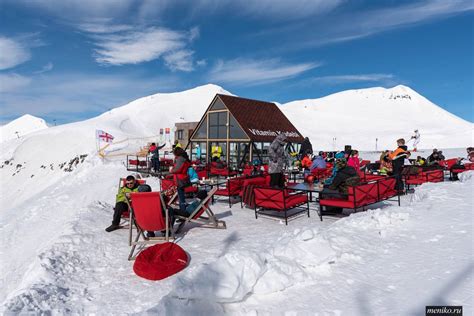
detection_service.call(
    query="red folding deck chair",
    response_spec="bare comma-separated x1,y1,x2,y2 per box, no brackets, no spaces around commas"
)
127,191,174,260
174,187,226,233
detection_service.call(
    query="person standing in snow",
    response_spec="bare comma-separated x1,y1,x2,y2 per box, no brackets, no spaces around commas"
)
170,147,191,212
149,142,166,172
268,133,288,188
298,137,313,159
389,138,410,193
410,129,420,151
106,175,139,232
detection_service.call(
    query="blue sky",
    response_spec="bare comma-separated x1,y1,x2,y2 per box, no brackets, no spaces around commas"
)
1,0,473,124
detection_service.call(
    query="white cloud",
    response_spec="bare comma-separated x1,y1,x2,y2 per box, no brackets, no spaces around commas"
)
309,0,474,46
34,62,54,74
91,27,196,66
209,58,320,85
232,0,345,20
77,22,134,34
8,0,135,21
316,74,395,84
0,73,31,93
0,73,182,121
164,50,194,72
0,36,31,70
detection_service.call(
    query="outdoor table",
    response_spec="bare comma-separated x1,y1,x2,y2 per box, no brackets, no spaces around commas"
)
287,182,324,202
197,179,228,203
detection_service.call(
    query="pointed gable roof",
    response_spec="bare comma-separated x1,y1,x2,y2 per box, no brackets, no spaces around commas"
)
217,94,304,143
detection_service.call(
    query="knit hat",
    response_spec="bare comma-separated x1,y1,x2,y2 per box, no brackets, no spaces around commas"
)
335,152,345,159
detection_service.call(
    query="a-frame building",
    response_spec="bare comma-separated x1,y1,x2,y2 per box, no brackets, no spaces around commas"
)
188,94,304,168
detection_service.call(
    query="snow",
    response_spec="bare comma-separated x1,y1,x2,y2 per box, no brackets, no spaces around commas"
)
281,85,474,151
0,114,48,142
0,84,473,314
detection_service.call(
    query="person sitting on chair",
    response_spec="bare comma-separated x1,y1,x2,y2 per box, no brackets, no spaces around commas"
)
106,175,139,232
320,157,360,213
168,190,209,233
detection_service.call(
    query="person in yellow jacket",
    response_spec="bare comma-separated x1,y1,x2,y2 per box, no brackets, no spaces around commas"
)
173,140,182,150
211,144,222,162
106,175,139,232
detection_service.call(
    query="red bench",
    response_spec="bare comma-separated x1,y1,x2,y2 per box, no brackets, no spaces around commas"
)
404,169,444,191
451,162,474,179
318,177,400,221
254,187,309,225
214,176,246,208
240,175,270,208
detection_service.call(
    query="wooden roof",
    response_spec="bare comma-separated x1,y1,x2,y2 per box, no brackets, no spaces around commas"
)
217,94,304,143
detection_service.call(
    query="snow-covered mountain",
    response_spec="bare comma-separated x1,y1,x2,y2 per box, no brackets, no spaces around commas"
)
281,85,473,151
0,114,48,142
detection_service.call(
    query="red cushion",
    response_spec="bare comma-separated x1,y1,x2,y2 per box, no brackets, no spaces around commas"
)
285,194,307,208
133,242,188,281
319,199,353,209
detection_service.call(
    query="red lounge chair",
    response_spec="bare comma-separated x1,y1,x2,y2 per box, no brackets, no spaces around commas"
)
127,192,173,260
160,178,198,194
254,187,309,225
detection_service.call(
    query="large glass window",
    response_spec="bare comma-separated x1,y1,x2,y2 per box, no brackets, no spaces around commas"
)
194,117,207,139
209,112,227,139
229,142,248,168
229,114,248,139
210,98,226,110
191,142,206,162
253,142,271,164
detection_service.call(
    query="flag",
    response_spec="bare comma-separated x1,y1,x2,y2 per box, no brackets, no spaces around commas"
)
165,128,170,134
159,128,163,135
96,130,114,143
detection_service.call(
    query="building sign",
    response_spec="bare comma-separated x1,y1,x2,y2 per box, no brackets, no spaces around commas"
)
248,128,300,139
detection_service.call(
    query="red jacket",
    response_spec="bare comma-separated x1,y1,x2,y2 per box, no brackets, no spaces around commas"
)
170,156,191,187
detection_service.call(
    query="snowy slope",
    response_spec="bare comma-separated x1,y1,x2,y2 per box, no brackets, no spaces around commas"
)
1,161,472,314
0,84,230,208
281,85,474,151
0,114,48,142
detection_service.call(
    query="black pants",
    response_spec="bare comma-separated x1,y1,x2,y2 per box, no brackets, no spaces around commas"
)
392,160,404,192
151,158,160,172
112,201,128,225
270,173,285,188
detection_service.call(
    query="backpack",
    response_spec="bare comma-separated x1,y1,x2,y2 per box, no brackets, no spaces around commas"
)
187,167,199,183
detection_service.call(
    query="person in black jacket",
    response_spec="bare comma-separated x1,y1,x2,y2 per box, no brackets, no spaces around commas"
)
299,137,313,159
320,158,360,213
389,138,410,192
150,143,166,172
